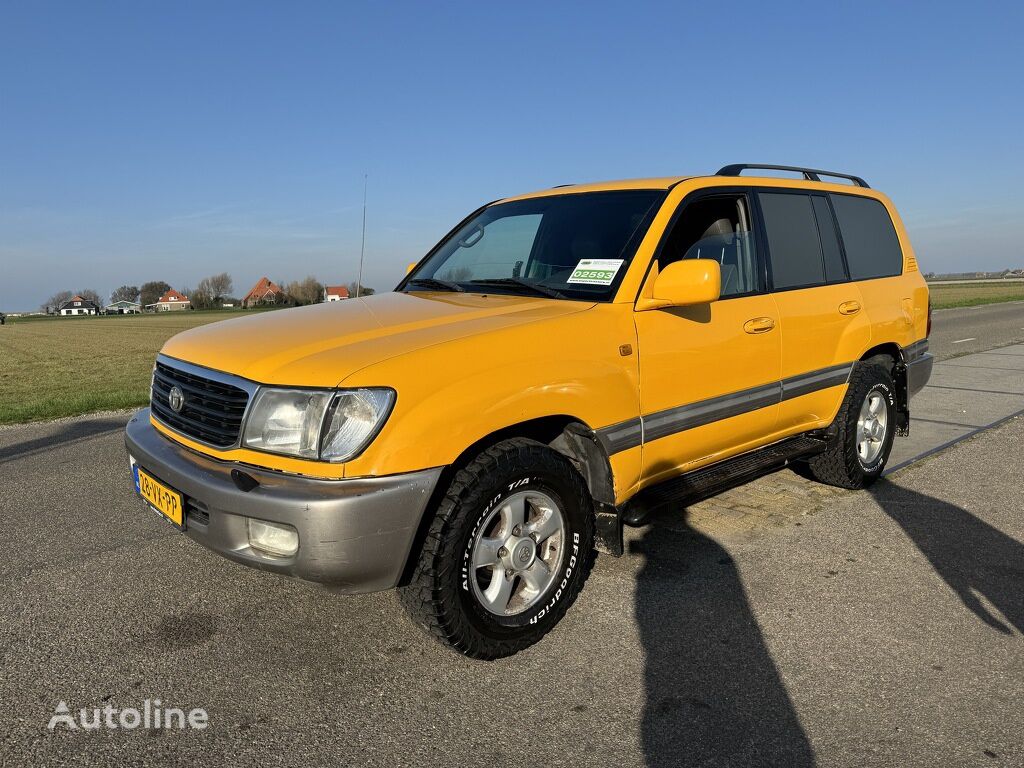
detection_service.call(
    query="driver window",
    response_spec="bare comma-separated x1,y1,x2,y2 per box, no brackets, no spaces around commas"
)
658,194,759,297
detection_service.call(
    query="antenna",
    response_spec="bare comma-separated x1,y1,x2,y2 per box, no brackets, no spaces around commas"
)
356,174,367,298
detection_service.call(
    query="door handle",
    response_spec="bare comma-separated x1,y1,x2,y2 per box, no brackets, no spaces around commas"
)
743,317,776,334
839,301,861,316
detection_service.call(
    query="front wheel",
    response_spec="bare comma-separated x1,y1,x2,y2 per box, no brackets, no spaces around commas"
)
797,362,897,489
399,438,595,659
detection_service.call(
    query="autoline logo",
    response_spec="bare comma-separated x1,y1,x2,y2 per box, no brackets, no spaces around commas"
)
48,699,209,730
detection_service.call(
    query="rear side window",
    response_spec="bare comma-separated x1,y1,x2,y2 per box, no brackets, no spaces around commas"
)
758,192,825,290
830,195,903,280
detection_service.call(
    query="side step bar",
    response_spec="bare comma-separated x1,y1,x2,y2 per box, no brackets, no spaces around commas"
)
621,435,828,526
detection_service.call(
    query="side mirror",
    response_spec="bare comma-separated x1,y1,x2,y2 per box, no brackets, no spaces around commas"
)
638,260,721,310
406,262,417,275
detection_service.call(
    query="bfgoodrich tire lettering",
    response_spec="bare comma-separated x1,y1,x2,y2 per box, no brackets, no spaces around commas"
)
798,362,897,489
399,438,595,659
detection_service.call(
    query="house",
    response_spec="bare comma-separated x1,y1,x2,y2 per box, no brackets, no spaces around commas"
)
148,289,191,312
105,300,142,315
58,295,100,316
243,277,286,307
323,284,350,302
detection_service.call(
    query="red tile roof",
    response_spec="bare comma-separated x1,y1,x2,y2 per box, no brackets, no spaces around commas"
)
324,285,350,298
157,289,189,303
244,277,284,301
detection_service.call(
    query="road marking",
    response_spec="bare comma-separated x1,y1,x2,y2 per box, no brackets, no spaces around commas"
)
951,338,977,344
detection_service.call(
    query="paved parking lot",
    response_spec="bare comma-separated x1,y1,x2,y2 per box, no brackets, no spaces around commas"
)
1,341,1022,766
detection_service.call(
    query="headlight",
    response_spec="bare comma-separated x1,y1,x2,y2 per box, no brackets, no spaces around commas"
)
242,388,333,458
241,387,394,462
320,389,396,461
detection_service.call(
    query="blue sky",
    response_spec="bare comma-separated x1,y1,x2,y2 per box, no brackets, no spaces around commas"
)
1,1,1022,311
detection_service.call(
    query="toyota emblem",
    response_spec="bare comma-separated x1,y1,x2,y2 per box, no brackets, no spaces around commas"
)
168,385,185,413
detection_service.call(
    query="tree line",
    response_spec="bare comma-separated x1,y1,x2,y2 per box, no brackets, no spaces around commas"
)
41,273,375,312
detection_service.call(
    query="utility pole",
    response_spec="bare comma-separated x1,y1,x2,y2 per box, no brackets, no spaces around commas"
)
356,174,367,298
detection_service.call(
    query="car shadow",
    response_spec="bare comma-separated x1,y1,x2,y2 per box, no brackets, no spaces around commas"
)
868,479,1023,634
633,510,815,767
0,417,128,465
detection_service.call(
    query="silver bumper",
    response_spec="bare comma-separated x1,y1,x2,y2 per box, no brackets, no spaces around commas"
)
124,409,442,594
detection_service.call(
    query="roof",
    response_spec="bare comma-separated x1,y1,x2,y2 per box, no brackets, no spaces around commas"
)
498,168,882,204
244,277,284,301
500,177,689,202
324,284,350,297
156,289,189,303
58,296,100,309
106,300,141,307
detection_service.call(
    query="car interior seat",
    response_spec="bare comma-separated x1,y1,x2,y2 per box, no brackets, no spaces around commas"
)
682,217,740,296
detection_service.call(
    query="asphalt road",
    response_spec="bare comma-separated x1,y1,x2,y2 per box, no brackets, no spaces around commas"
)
929,300,1024,360
1,303,1023,767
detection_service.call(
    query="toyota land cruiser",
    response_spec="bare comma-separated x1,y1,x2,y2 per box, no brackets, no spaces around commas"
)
125,164,933,658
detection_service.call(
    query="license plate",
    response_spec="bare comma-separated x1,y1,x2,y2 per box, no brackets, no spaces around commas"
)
131,458,184,529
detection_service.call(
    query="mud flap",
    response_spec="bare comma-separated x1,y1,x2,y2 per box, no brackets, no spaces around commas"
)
594,501,623,556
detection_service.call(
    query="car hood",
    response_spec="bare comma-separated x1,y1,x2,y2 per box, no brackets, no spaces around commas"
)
160,291,594,387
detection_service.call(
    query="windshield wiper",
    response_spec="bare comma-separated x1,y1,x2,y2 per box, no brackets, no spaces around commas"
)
406,277,465,292
467,278,568,299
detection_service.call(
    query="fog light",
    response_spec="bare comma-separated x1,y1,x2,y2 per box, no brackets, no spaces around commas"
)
246,519,299,557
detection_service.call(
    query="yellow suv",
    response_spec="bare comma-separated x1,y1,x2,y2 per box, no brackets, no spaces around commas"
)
125,164,932,658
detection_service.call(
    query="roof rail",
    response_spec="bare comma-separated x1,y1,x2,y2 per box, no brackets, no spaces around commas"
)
716,164,869,188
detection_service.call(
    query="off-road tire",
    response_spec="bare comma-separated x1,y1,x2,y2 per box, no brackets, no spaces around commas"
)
797,362,897,489
399,438,595,659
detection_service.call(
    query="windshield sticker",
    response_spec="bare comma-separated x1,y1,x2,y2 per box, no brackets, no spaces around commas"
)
566,259,624,286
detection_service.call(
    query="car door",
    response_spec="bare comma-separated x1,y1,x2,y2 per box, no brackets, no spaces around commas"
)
634,189,783,487
755,189,872,434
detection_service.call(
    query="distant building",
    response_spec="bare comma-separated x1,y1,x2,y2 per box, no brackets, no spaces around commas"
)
58,295,100,316
243,277,286,307
323,284,350,302
105,300,142,315
148,289,191,312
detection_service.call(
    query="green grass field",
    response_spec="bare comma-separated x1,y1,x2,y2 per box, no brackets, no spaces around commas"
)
927,281,1024,309
1,283,1022,425
0,312,250,424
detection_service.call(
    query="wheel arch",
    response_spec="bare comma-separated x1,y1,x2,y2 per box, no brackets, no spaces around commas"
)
397,415,620,586
859,342,909,434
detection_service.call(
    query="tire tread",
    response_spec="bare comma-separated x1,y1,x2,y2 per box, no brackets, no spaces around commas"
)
398,438,594,659
800,362,894,489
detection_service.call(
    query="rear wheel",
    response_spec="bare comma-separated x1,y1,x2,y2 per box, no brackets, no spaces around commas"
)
797,362,896,489
399,438,595,659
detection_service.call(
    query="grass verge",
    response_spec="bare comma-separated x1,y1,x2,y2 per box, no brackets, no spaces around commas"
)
0,312,250,424
928,282,1024,309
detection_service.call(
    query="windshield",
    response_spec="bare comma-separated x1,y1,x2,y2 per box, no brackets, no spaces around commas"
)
403,190,666,301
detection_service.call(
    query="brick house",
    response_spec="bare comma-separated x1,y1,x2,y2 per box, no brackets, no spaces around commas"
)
149,289,191,312
243,277,286,307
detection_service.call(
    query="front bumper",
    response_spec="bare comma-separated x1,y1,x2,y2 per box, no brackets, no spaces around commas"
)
124,409,442,593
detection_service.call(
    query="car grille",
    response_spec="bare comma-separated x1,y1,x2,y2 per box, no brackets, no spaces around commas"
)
151,361,250,447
